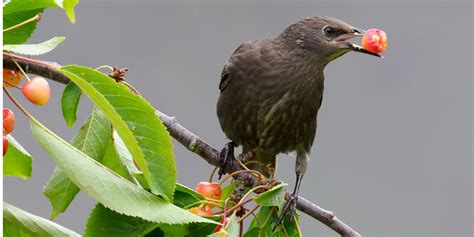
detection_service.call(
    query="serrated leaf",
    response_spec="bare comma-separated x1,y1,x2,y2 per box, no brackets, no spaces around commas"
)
3,202,80,237
207,214,239,237
30,118,214,225
3,0,56,44
85,188,218,237
254,182,287,207
59,65,176,200
3,36,65,56
3,0,57,15
54,0,78,23
3,135,33,179
43,108,112,219
3,0,76,44
61,82,82,128
84,204,157,237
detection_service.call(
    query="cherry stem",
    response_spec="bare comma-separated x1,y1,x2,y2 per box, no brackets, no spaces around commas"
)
183,200,224,210
219,184,270,217
234,157,251,171
239,220,243,237
239,185,266,206
208,166,218,183
222,198,232,228
11,58,31,82
237,204,260,223
121,81,141,96
3,14,41,33
3,88,33,120
95,65,114,71
218,169,263,188
2,81,22,89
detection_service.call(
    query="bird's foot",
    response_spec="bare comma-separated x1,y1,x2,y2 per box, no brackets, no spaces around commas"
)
217,141,237,179
273,192,298,232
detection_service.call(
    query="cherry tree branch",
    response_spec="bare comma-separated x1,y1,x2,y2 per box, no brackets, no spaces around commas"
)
3,54,362,237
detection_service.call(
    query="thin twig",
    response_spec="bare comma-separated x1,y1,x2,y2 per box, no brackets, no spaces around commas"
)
3,55,362,237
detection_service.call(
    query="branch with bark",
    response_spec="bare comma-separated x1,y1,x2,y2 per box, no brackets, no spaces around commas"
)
3,54,362,237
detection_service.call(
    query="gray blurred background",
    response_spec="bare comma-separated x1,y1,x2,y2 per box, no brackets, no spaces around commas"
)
3,0,473,236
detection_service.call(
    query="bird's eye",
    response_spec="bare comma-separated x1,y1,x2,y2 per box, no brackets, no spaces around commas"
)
324,26,334,36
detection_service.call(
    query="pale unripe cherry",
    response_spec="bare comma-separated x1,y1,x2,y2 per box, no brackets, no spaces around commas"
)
3,69,23,88
22,77,51,106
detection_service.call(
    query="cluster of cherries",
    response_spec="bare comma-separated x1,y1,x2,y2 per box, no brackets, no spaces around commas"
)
3,69,51,156
190,182,228,233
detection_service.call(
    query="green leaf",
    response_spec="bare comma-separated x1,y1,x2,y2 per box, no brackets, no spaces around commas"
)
59,65,176,200
3,202,80,237
254,182,287,207
3,36,65,56
61,82,82,128
43,108,112,219
3,135,33,179
208,214,238,237
244,206,273,237
3,0,57,15
3,223,30,237
113,131,141,174
173,184,204,208
245,206,301,237
84,204,157,237
85,188,218,237
3,0,56,44
54,0,78,23
3,0,76,44
101,139,135,182
30,118,214,225
220,181,236,201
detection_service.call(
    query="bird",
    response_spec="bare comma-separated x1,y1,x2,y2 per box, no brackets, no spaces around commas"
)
216,16,380,230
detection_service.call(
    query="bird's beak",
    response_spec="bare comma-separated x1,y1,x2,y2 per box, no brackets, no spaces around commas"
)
334,28,382,58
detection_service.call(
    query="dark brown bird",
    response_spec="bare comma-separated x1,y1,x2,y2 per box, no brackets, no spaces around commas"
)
216,16,380,228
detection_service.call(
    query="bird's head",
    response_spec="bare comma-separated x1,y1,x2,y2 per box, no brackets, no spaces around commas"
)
278,16,381,63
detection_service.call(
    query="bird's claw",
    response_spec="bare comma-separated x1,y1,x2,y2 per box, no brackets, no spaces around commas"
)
273,193,298,232
217,141,236,179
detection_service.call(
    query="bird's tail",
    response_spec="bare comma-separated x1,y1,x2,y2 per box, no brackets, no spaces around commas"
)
244,147,276,178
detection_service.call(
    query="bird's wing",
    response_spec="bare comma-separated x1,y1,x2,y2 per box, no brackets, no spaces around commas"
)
219,40,261,92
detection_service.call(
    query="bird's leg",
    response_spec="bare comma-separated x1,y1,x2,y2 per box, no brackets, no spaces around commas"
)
273,152,308,232
217,141,237,179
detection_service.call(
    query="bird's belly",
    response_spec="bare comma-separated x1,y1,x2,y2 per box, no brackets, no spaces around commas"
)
217,85,260,148
258,92,319,154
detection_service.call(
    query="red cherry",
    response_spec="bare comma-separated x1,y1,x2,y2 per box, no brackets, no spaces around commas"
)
3,69,23,88
213,217,230,233
188,207,212,216
22,77,51,106
3,108,15,134
361,29,388,54
195,182,222,199
3,136,8,156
